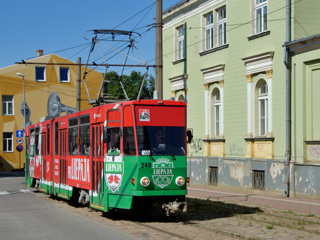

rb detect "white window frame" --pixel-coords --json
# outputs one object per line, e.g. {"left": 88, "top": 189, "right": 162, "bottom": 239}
{"left": 35, "top": 66, "right": 46, "bottom": 82}
{"left": 203, "top": 6, "right": 227, "bottom": 51}
{"left": 205, "top": 12, "right": 214, "bottom": 50}
{"left": 3, "top": 132, "right": 13, "bottom": 152}
{"left": 213, "top": 89, "right": 221, "bottom": 137}
{"left": 59, "top": 67, "right": 70, "bottom": 83}
{"left": 217, "top": 7, "right": 227, "bottom": 46}
{"left": 2, "top": 95, "right": 14, "bottom": 116}
{"left": 258, "top": 80, "right": 268, "bottom": 136}
{"left": 255, "top": 0, "right": 267, "bottom": 34}
{"left": 176, "top": 25, "right": 185, "bottom": 60}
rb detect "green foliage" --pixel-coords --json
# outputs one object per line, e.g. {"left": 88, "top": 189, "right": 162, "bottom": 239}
{"left": 104, "top": 70, "right": 154, "bottom": 100}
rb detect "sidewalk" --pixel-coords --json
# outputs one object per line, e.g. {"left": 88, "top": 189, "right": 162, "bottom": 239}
{"left": 187, "top": 185, "right": 320, "bottom": 216}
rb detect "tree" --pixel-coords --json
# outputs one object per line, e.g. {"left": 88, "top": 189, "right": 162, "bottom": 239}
{"left": 104, "top": 70, "right": 154, "bottom": 100}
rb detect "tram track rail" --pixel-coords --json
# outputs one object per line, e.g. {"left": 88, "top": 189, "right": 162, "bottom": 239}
{"left": 199, "top": 196, "right": 320, "bottom": 235}
{"left": 134, "top": 213, "right": 253, "bottom": 240}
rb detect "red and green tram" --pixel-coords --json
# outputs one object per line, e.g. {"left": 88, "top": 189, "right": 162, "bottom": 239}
{"left": 25, "top": 99, "right": 188, "bottom": 215}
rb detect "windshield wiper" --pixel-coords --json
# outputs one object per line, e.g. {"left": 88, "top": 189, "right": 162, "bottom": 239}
{"left": 149, "top": 150, "right": 155, "bottom": 161}
{"left": 166, "top": 146, "right": 176, "bottom": 161}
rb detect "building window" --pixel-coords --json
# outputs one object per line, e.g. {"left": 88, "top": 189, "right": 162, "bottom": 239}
{"left": 217, "top": 7, "right": 227, "bottom": 46}
{"left": 3, "top": 132, "right": 13, "bottom": 152}
{"left": 212, "top": 88, "right": 221, "bottom": 137}
{"left": 2, "top": 95, "right": 14, "bottom": 115}
{"left": 205, "top": 13, "right": 214, "bottom": 50}
{"left": 35, "top": 66, "right": 46, "bottom": 82}
{"left": 255, "top": 0, "right": 267, "bottom": 34}
{"left": 203, "top": 6, "right": 227, "bottom": 51}
{"left": 178, "top": 94, "right": 185, "bottom": 102}
{"left": 257, "top": 80, "right": 268, "bottom": 136}
{"left": 60, "top": 67, "right": 70, "bottom": 83}
{"left": 176, "top": 25, "right": 185, "bottom": 60}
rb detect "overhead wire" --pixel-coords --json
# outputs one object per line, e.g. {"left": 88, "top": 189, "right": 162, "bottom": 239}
{"left": 82, "top": 1, "right": 156, "bottom": 78}
{"left": 1, "top": 2, "right": 160, "bottom": 111}
{"left": 151, "top": 0, "right": 305, "bottom": 64}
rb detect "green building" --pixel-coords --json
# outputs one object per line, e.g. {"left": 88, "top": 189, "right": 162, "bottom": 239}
{"left": 162, "top": 0, "right": 320, "bottom": 197}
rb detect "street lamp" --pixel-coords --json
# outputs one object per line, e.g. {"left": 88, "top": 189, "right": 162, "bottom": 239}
{"left": 16, "top": 73, "right": 25, "bottom": 174}
{"left": 16, "top": 73, "right": 26, "bottom": 131}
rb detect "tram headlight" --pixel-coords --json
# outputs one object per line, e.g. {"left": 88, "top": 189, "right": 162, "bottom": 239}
{"left": 140, "top": 177, "right": 150, "bottom": 187}
{"left": 175, "top": 176, "right": 185, "bottom": 186}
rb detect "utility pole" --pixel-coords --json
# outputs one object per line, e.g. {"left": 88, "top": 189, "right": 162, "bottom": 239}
{"left": 285, "top": 0, "right": 291, "bottom": 197}
{"left": 155, "top": 0, "right": 163, "bottom": 99}
{"left": 76, "top": 57, "right": 81, "bottom": 111}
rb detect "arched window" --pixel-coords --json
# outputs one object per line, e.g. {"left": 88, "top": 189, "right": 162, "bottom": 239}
{"left": 178, "top": 94, "right": 185, "bottom": 102}
{"left": 257, "top": 80, "right": 268, "bottom": 136}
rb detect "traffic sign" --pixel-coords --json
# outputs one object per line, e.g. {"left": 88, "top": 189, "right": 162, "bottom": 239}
{"left": 16, "top": 130, "right": 23, "bottom": 138}
{"left": 16, "top": 145, "right": 23, "bottom": 152}
{"left": 16, "top": 138, "right": 24, "bottom": 145}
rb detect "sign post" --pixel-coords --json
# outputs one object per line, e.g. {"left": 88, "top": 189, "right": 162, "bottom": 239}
{"left": 16, "top": 132, "right": 24, "bottom": 175}
{"left": 16, "top": 145, "right": 23, "bottom": 175}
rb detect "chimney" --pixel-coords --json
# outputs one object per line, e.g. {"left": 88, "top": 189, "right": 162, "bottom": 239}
{"left": 36, "top": 49, "right": 43, "bottom": 57}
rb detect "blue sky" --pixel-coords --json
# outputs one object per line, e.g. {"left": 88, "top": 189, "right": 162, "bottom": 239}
{"left": 0, "top": 0, "right": 181, "bottom": 76}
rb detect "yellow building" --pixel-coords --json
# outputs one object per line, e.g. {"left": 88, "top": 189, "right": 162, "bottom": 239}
{"left": 0, "top": 50, "right": 103, "bottom": 171}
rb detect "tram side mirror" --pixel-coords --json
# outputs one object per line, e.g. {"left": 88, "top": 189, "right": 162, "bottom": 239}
{"left": 103, "top": 127, "right": 110, "bottom": 143}
{"left": 187, "top": 129, "right": 193, "bottom": 144}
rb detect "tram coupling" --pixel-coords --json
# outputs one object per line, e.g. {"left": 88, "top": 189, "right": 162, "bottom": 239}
{"left": 162, "top": 199, "right": 187, "bottom": 216}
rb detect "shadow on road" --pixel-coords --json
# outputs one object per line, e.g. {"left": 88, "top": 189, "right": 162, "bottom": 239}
{"left": 0, "top": 171, "right": 25, "bottom": 178}
{"left": 102, "top": 197, "right": 263, "bottom": 223}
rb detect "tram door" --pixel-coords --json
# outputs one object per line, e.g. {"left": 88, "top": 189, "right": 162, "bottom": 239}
{"left": 91, "top": 123, "right": 105, "bottom": 207}
{"left": 40, "top": 129, "right": 47, "bottom": 190}
{"left": 59, "top": 129, "right": 68, "bottom": 196}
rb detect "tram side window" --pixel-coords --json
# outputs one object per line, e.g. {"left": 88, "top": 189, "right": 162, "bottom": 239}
{"left": 106, "top": 109, "right": 121, "bottom": 153}
{"left": 69, "top": 118, "right": 78, "bottom": 155}
{"left": 47, "top": 124, "right": 50, "bottom": 155}
{"left": 123, "top": 106, "right": 135, "bottom": 155}
{"left": 107, "top": 127, "right": 120, "bottom": 152}
{"left": 29, "top": 129, "right": 35, "bottom": 157}
{"left": 54, "top": 122, "right": 59, "bottom": 155}
{"left": 41, "top": 133, "right": 46, "bottom": 157}
{"left": 79, "top": 115, "right": 90, "bottom": 155}
{"left": 123, "top": 127, "right": 136, "bottom": 155}
{"left": 35, "top": 127, "right": 40, "bottom": 155}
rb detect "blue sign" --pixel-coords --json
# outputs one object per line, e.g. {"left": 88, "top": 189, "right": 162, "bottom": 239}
{"left": 16, "top": 145, "right": 23, "bottom": 152}
{"left": 16, "top": 130, "right": 23, "bottom": 138}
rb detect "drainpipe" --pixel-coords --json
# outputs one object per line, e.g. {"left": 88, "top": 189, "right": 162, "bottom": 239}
{"left": 284, "top": 0, "right": 291, "bottom": 197}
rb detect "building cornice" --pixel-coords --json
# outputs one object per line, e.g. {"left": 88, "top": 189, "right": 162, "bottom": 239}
{"left": 169, "top": 74, "right": 188, "bottom": 91}
{"left": 242, "top": 52, "right": 274, "bottom": 75}
{"left": 284, "top": 34, "right": 320, "bottom": 55}
{"left": 201, "top": 64, "right": 225, "bottom": 85}
{"left": 163, "top": 0, "right": 226, "bottom": 30}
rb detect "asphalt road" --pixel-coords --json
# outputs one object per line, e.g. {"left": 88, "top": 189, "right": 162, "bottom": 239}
{"left": 0, "top": 173, "right": 136, "bottom": 240}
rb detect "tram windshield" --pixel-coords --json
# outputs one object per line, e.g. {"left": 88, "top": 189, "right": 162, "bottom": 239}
{"left": 136, "top": 126, "right": 186, "bottom": 156}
